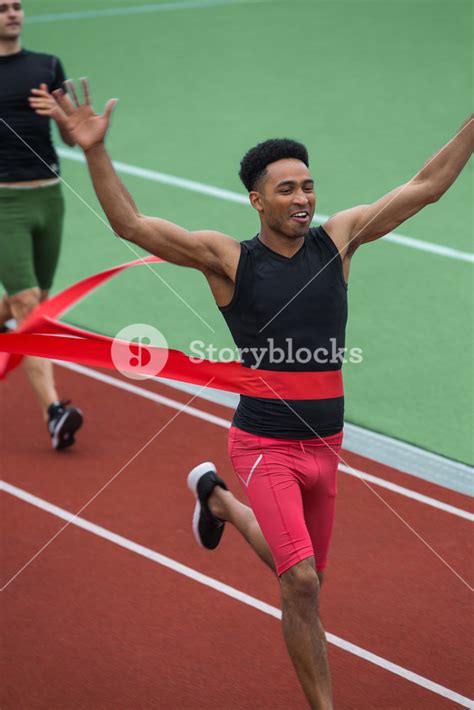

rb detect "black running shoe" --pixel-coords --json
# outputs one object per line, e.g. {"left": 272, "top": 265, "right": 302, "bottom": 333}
{"left": 187, "top": 462, "right": 228, "bottom": 550}
{"left": 47, "top": 400, "right": 83, "bottom": 450}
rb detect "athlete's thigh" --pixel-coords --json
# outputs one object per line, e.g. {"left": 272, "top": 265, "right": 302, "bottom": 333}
{"left": 0, "top": 189, "right": 37, "bottom": 295}
{"left": 229, "top": 428, "right": 314, "bottom": 576}
{"left": 302, "top": 445, "right": 340, "bottom": 572}
{"left": 33, "top": 184, "right": 64, "bottom": 291}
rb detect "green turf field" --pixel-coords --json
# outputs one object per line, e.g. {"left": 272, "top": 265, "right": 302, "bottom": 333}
{"left": 20, "top": 0, "right": 473, "bottom": 464}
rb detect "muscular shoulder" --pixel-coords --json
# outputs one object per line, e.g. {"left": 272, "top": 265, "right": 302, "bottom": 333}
{"left": 322, "top": 205, "right": 372, "bottom": 257}
{"left": 192, "top": 230, "right": 241, "bottom": 281}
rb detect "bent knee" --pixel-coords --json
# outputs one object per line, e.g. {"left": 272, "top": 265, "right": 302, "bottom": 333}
{"left": 280, "top": 558, "right": 320, "bottom": 600}
{"left": 10, "top": 287, "right": 41, "bottom": 322}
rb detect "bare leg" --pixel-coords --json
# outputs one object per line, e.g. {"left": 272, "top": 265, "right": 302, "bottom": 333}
{"left": 208, "top": 487, "right": 275, "bottom": 571}
{"left": 209, "top": 488, "right": 326, "bottom": 584}
{"left": 280, "top": 559, "right": 332, "bottom": 710}
{"left": 209, "top": 487, "right": 331, "bottom": 709}
{"left": 10, "top": 287, "right": 58, "bottom": 418}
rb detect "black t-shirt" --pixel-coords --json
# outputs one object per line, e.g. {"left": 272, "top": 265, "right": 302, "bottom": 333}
{"left": 0, "top": 49, "right": 66, "bottom": 181}
{"left": 219, "top": 227, "right": 348, "bottom": 439}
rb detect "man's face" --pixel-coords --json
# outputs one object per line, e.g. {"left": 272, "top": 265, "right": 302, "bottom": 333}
{"left": 251, "top": 159, "right": 316, "bottom": 238}
{"left": 0, "top": 2, "right": 24, "bottom": 41}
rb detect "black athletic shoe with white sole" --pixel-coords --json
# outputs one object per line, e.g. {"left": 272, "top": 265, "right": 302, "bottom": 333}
{"left": 47, "top": 401, "right": 83, "bottom": 450}
{"left": 187, "top": 462, "right": 228, "bottom": 550}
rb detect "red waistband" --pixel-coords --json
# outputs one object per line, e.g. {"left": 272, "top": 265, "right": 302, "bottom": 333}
{"left": 230, "top": 425, "right": 344, "bottom": 445}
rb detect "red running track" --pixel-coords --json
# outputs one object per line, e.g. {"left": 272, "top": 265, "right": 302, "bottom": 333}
{"left": 1, "top": 365, "right": 473, "bottom": 709}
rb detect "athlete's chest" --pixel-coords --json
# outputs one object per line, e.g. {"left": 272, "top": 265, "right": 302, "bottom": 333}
{"left": 246, "top": 248, "right": 346, "bottom": 323}
{"left": 0, "top": 59, "right": 55, "bottom": 110}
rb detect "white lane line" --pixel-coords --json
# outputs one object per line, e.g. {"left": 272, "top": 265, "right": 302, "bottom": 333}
{"left": 55, "top": 360, "right": 473, "bottom": 521}
{"left": 27, "top": 0, "right": 269, "bottom": 24}
{"left": 382, "top": 233, "right": 473, "bottom": 262}
{"left": 1, "top": 480, "right": 472, "bottom": 709}
{"left": 59, "top": 147, "right": 249, "bottom": 204}
{"left": 338, "top": 465, "right": 474, "bottom": 522}
{"left": 57, "top": 148, "right": 474, "bottom": 264}
{"left": 55, "top": 360, "right": 231, "bottom": 429}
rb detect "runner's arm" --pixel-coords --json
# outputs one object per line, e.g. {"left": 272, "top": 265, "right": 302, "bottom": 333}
{"left": 323, "top": 114, "right": 473, "bottom": 253}
{"left": 51, "top": 80, "right": 238, "bottom": 274}
{"left": 85, "top": 143, "right": 238, "bottom": 274}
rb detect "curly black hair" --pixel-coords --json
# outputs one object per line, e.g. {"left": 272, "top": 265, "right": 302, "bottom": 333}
{"left": 239, "top": 138, "right": 309, "bottom": 192}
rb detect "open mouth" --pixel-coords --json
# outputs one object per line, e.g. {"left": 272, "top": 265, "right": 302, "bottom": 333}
{"left": 290, "top": 211, "right": 310, "bottom": 224}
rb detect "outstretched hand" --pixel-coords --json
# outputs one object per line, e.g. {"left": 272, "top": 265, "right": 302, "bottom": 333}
{"left": 52, "top": 78, "right": 117, "bottom": 152}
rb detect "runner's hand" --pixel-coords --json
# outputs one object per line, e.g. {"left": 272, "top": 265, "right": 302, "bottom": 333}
{"left": 29, "top": 83, "right": 63, "bottom": 119}
{"left": 52, "top": 78, "right": 117, "bottom": 152}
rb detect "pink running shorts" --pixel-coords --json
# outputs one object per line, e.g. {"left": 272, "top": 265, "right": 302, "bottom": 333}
{"left": 228, "top": 425, "right": 343, "bottom": 576}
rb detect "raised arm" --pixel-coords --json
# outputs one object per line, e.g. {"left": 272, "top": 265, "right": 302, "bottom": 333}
{"left": 323, "top": 114, "right": 474, "bottom": 256}
{"left": 52, "top": 79, "right": 239, "bottom": 277}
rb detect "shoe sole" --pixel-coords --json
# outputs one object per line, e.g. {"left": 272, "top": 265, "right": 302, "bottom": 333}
{"left": 52, "top": 409, "right": 84, "bottom": 450}
{"left": 187, "top": 462, "right": 216, "bottom": 548}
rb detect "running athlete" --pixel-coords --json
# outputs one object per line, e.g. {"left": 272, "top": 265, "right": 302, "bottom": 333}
{"left": 0, "top": 1, "right": 83, "bottom": 449}
{"left": 51, "top": 81, "right": 472, "bottom": 709}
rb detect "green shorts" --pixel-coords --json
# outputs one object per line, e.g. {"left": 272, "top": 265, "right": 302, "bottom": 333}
{"left": 0, "top": 181, "right": 64, "bottom": 296}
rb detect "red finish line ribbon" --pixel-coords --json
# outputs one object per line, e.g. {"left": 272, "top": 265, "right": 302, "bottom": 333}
{"left": 0, "top": 257, "right": 343, "bottom": 400}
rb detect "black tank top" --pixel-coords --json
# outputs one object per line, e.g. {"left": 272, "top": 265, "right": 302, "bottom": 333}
{"left": 219, "top": 226, "right": 348, "bottom": 439}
